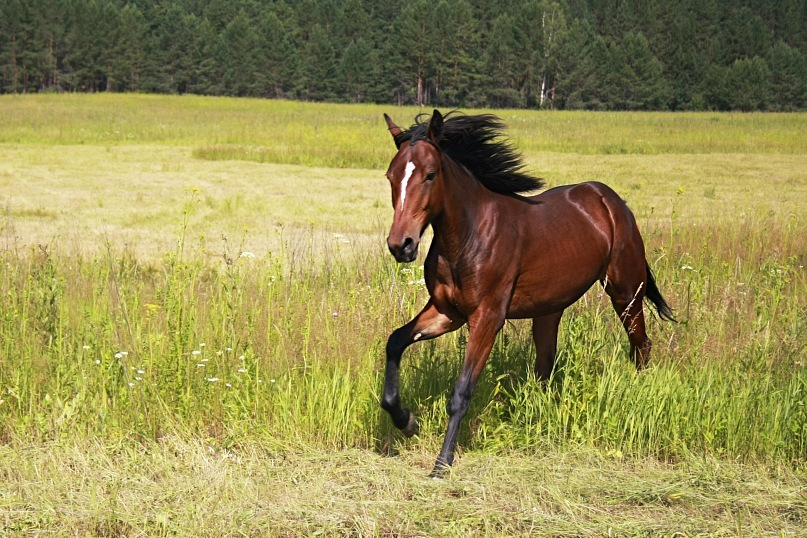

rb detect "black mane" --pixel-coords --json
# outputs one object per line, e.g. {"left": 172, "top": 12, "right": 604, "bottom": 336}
{"left": 395, "top": 111, "right": 544, "bottom": 195}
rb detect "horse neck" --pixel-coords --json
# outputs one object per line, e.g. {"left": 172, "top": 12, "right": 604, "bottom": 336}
{"left": 431, "top": 156, "right": 489, "bottom": 256}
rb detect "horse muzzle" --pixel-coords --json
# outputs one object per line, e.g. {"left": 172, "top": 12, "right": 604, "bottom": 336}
{"left": 387, "top": 236, "right": 419, "bottom": 263}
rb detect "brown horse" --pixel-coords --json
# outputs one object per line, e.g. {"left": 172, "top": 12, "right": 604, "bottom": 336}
{"left": 381, "top": 110, "right": 674, "bottom": 475}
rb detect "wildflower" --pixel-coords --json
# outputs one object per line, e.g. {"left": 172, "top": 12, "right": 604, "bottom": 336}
{"left": 82, "top": 345, "right": 90, "bottom": 350}
{"left": 200, "top": 342, "right": 206, "bottom": 348}
{"left": 239, "top": 251, "right": 256, "bottom": 259}
{"left": 270, "top": 379, "right": 276, "bottom": 384}
{"left": 681, "top": 265, "right": 694, "bottom": 270}
{"left": 115, "top": 352, "right": 123, "bottom": 359}
{"left": 332, "top": 311, "right": 339, "bottom": 318}
{"left": 137, "top": 370, "right": 145, "bottom": 374}
{"left": 207, "top": 378, "right": 220, "bottom": 382}
{"left": 192, "top": 350, "right": 201, "bottom": 356}
{"left": 95, "top": 360, "right": 101, "bottom": 365}
{"left": 239, "top": 355, "right": 245, "bottom": 361}
{"left": 128, "top": 382, "right": 135, "bottom": 387}
{"left": 197, "top": 363, "right": 205, "bottom": 368}
{"left": 237, "top": 368, "right": 247, "bottom": 373}
{"left": 226, "top": 383, "right": 232, "bottom": 387}
{"left": 226, "top": 347, "right": 233, "bottom": 352}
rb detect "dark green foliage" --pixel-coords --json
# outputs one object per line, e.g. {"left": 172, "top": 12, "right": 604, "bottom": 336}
{"left": 0, "top": 0, "right": 805, "bottom": 110}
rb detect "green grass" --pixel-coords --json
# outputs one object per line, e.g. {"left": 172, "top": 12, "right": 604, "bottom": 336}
{"left": 2, "top": 94, "right": 806, "bottom": 167}
{"left": 0, "top": 94, "right": 805, "bottom": 535}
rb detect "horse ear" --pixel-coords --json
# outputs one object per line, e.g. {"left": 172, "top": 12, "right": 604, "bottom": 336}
{"left": 384, "top": 114, "right": 403, "bottom": 148}
{"left": 428, "top": 109, "right": 443, "bottom": 146}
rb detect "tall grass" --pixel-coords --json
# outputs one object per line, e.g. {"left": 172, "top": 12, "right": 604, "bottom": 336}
{"left": 1, "top": 198, "right": 804, "bottom": 463}
{"left": 0, "top": 95, "right": 804, "bottom": 468}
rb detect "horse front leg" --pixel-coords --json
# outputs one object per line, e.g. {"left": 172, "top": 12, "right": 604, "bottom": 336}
{"left": 382, "top": 300, "right": 463, "bottom": 437}
{"left": 432, "top": 312, "right": 504, "bottom": 476}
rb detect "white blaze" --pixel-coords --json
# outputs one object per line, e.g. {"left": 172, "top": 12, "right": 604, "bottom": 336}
{"left": 400, "top": 161, "right": 415, "bottom": 210}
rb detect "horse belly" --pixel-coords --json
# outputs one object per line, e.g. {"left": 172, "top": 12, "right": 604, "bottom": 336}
{"left": 507, "top": 276, "right": 598, "bottom": 318}
{"left": 506, "top": 236, "right": 609, "bottom": 318}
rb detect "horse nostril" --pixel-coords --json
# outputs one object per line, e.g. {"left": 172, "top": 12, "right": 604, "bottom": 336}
{"left": 388, "top": 237, "right": 417, "bottom": 262}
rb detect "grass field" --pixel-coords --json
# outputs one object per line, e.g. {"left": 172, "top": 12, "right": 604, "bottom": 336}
{"left": 0, "top": 94, "right": 805, "bottom": 536}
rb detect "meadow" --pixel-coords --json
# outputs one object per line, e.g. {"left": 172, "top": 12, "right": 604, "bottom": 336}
{"left": 0, "top": 94, "right": 805, "bottom": 536}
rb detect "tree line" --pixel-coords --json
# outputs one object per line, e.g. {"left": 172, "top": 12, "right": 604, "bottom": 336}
{"left": 2, "top": 0, "right": 806, "bottom": 111}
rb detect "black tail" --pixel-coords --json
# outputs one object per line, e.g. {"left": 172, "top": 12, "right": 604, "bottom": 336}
{"left": 645, "top": 262, "right": 675, "bottom": 322}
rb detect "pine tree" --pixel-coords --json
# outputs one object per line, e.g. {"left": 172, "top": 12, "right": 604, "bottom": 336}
{"left": 340, "top": 39, "right": 376, "bottom": 102}
{"left": 767, "top": 40, "right": 807, "bottom": 111}
{"left": 0, "top": 0, "right": 28, "bottom": 92}
{"left": 257, "top": 10, "right": 297, "bottom": 98}
{"left": 484, "top": 13, "right": 527, "bottom": 108}
{"left": 393, "top": 0, "right": 438, "bottom": 106}
{"left": 111, "top": 4, "right": 146, "bottom": 92}
{"left": 726, "top": 56, "right": 772, "bottom": 111}
{"left": 295, "top": 24, "right": 338, "bottom": 101}
{"left": 431, "top": 0, "right": 479, "bottom": 107}
{"left": 220, "top": 10, "right": 261, "bottom": 97}
{"left": 554, "top": 18, "right": 597, "bottom": 109}
{"left": 620, "top": 32, "right": 669, "bottom": 110}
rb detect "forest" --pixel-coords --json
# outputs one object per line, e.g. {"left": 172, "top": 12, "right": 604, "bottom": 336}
{"left": 1, "top": 0, "right": 806, "bottom": 111}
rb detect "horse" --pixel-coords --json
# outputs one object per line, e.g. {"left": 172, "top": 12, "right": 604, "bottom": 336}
{"left": 380, "top": 110, "right": 675, "bottom": 476}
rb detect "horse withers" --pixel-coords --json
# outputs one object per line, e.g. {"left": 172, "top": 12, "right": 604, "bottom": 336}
{"left": 380, "top": 110, "right": 674, "bottom": 476}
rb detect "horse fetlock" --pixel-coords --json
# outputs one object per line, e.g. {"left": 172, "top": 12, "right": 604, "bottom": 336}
{"left": 401, "top": 411, "right": 419, "bottom": 438}
{"left": 429, "top": 456, "right": 452, "bottom": 478}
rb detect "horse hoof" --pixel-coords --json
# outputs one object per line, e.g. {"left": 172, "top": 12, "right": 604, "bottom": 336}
{"left": 401, "top": 412, "right": 419, "bottom": 438}
{"left": 429, "top": 458, "right": 451, "bottom": 478}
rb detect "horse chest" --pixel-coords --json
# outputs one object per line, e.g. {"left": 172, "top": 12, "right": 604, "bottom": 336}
{"left": 428, "top": 256, "right": 509, "bottom": 320}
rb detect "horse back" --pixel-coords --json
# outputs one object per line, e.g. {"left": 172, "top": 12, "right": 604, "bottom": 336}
{"left": 505, "top": 181, "right": 640, "bottom": 317}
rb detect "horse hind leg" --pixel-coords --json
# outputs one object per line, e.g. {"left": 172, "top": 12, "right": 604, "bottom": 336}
{"left": 532, "top": 310, "right": 564, "bottom": 380}
{"left": 603, "top": 276, "right": 652, "bottom": 368}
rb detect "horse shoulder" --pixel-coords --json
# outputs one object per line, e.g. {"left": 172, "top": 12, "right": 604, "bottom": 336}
{"left": 424, "top": 242, "right": 466, "bottom": 322}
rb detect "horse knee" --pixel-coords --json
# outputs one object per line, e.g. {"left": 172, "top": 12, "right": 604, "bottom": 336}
{"left": 386, "top": 328, "right": 408, "bottom": 357}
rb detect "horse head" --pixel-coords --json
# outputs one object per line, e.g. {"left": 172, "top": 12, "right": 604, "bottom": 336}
{"left": 383, "top": 110, "right": 445, "bottom": 263}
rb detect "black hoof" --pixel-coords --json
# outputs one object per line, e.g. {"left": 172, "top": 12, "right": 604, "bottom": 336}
{"left": 429, "top": 458, "right": 451, "bottom": 478}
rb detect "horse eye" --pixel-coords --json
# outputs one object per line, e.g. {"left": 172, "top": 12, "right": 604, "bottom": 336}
{"left": 426, "top": 172, "right": 436, "bottom": 181}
